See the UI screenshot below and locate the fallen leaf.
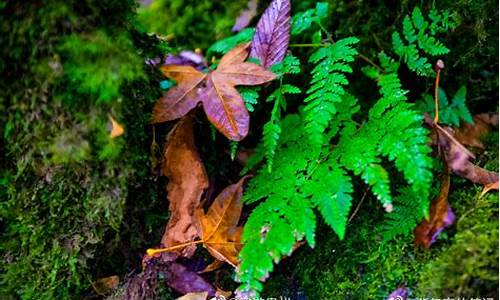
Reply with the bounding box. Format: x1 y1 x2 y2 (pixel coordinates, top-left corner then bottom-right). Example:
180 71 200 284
452 113 498 149
436 124 499 185
232 0 259 32
166 260 216 297
153 65 207 123
109 116 124 138
161 116 209 257
129 253 216 298
216 288 233 299
480 181 499 198
386 285 409 300
414 168 455 248
198 259 225 274
92 275 119 295
176 292 208 300
165 50 207 70
249 0 291 68
154 44 275 141
196 177 248 267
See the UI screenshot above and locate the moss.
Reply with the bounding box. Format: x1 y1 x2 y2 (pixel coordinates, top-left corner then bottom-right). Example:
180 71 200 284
136 0 248 50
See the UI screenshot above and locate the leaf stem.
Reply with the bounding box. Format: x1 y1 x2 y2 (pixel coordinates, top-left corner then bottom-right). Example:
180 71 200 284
434 60 444 125
358 53 383 72
289 43 325 48
146 240 204 256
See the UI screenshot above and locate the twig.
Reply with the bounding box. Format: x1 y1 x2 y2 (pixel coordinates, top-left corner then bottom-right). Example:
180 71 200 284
348 189 369 223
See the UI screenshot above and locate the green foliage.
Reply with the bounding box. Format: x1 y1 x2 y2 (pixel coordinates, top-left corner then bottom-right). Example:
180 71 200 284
290 2 329 35
392 7 457 76
304 37 359 146
417 86 473 126
207 28 255 57
238 41 433 295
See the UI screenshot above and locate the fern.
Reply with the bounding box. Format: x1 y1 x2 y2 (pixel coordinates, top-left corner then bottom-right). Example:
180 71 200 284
206 28 254 56
290 2 329 35
240 86 260 112
304 37 359 146
417 86 473 126
241 54 302 173
237 43 433 294
392 7 457 76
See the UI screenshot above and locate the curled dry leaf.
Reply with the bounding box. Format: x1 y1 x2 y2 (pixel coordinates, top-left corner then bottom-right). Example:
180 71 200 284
92 275 119 295
480 181 499 197
161 116 209 257
232 0 259 32
250 0 291 68
196 177 248 267
154 44 275 141
414 168 455 248
436 124 499 185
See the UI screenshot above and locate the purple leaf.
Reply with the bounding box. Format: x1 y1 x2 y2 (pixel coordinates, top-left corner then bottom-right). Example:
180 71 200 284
126 253 216 299
386 286 409 300
232 0 259 32
249 0 291 68
164 51 207 70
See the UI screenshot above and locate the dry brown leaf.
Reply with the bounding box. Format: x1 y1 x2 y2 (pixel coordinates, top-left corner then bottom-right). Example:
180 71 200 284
109 116 124 138
414 168 455 248
176 292 208 300
153 44 275 141
198 259 225 274
436 124 499 185
452 113 498 149
480 181 499 198
161 116 209 257
196 177 248 267
92 275 119 295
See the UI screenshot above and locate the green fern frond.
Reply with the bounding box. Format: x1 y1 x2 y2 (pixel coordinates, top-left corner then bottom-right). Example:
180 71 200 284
238 49 433 297
290 2 329 35
304 37 359 146
417 86 473 126
239 86 260 112
206 28 254 56
382 187 426 240
392 7 454 76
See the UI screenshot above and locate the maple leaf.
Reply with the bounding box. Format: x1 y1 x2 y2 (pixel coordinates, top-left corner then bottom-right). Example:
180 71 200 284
414 168 455 248
153 44 275 141
161 116 209 257
250 0 291 68
196 177 248 267
147 177 248 268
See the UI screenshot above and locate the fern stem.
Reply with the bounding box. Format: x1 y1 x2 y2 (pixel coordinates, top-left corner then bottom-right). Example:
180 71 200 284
348 189 369 223
289 43 383 72
289 43 325 47
434 60 444 124
358 53 383 72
